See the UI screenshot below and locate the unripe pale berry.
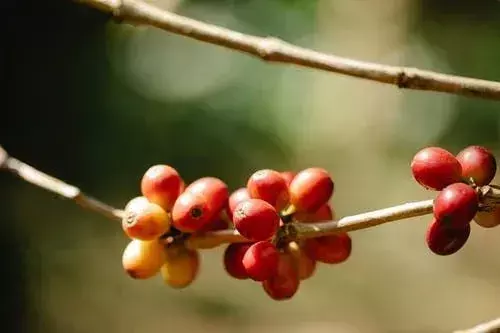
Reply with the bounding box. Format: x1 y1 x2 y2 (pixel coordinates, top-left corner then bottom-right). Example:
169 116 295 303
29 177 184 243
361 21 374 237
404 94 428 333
474 208 500 228
122 197 170 240
456 145 497 186
411 147 462 191
289 168 334 213
262 253 300 301
286 242 316 280
122 239 166 279
233 199 280 241
303 233 352 264
426 219 470 256
247 169 290 211
161 247 200 289
242 241 279 282
223 243 252 280
433 183 478 228
141 164 183 211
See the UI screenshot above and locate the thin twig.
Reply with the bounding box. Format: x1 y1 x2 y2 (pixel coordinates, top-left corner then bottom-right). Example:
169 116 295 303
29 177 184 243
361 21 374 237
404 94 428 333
0 146 123 221
454 318 500 333
74 0 500 101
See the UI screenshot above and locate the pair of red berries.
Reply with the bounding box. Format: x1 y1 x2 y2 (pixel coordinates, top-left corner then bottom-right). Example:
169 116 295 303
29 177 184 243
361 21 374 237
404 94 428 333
411 145 498 256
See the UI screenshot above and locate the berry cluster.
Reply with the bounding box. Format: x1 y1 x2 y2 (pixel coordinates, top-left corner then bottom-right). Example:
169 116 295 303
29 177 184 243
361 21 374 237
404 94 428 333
411 145 498 256
120 165 351 300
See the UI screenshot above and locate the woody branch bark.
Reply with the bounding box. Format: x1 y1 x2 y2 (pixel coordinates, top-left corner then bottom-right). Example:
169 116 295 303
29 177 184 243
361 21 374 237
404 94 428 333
74 0 500 101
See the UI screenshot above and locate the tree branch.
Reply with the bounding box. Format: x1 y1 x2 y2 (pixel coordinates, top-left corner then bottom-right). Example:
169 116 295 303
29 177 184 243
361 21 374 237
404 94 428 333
454 318 500 333
74 0 500 101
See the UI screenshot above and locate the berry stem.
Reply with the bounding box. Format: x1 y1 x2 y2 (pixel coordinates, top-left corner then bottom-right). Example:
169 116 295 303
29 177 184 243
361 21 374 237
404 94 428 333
454 317 500 333
74 0 500 101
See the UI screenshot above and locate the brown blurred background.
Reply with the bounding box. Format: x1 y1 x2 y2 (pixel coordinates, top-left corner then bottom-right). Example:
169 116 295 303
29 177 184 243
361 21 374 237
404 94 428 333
1 0 500 332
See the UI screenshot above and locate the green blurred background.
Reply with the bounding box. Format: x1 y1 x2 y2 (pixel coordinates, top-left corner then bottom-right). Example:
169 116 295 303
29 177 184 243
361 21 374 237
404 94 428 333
2 0 500 332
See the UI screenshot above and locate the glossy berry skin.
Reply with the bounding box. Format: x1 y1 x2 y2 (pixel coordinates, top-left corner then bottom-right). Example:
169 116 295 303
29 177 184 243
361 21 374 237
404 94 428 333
303 233 352 264
233 199 280 241
171 191 214 232
280 171 296 187
161 247 199 289
197 216 228 232
122 197 170 240
122 239 166 279
185 177 229 215
474 208 500 228
242 241 279 282
294 203 335 223
223 243 252 279
247 169 290 211
141 165 183 211
228 187 251 220
287 242 316 280
411 147 462 191
433 183 478 228
262 253 300 301
426 219 470 256
289 168 334 213
456 145 497 186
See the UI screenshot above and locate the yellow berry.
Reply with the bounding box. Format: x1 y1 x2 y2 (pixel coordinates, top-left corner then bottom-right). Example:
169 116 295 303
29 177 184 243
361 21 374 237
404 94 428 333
122 197 171 240
122 239 166 279
161 247 199 289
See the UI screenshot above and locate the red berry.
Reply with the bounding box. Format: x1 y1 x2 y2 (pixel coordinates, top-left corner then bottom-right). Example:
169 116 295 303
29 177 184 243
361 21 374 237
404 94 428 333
185 177 229 214
289 168 334 213
228 187 251 220
122 197 171 240
262 253 300 301
426 219 470 256
197 215 229 232
303 233 352 264
233 199 280 241
294 203 335 223
474 208 500 228
141 165 183 211
280 171 296 187
456 145 497 186
411 147 462 191
242 241 279 282
433 183 478 228
223 243 252 280
171 191 214 232
247 169 290 211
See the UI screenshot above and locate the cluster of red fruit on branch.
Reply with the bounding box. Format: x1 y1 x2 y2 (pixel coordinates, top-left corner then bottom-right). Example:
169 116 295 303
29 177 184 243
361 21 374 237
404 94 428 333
411 145 499 256
119 164 350 300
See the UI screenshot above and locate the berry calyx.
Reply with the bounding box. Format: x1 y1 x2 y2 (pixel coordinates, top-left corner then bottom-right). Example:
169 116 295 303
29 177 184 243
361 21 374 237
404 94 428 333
171 191 214 232
242 241 279 282
262 253 300 301
141 164 183 211
247 169 290 211
223 243 252 280
456 145 497 186
233 199 280 241
303 233 352 264
433 183 479 228
289 168 334 213
411 147 462 191
122 197 170 240
122 239 166 279
426 219 470 256
161 247 200 289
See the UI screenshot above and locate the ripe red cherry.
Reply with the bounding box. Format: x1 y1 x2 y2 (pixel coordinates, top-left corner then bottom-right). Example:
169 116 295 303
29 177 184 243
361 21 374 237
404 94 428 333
233 199 280 241
247 169 290 211
289 168 334 213
171 191 214 232
141 164 183 211
223 243 252 280
426 218 470 256
227 187 251 220
456 145 497 186
280 171 296 187
262 253 300 301
411 147 462 191
433 183 478 228
294 203 335 223
242 241 279 281
185 177 229 214
474 208 500 228
303 233 352 264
